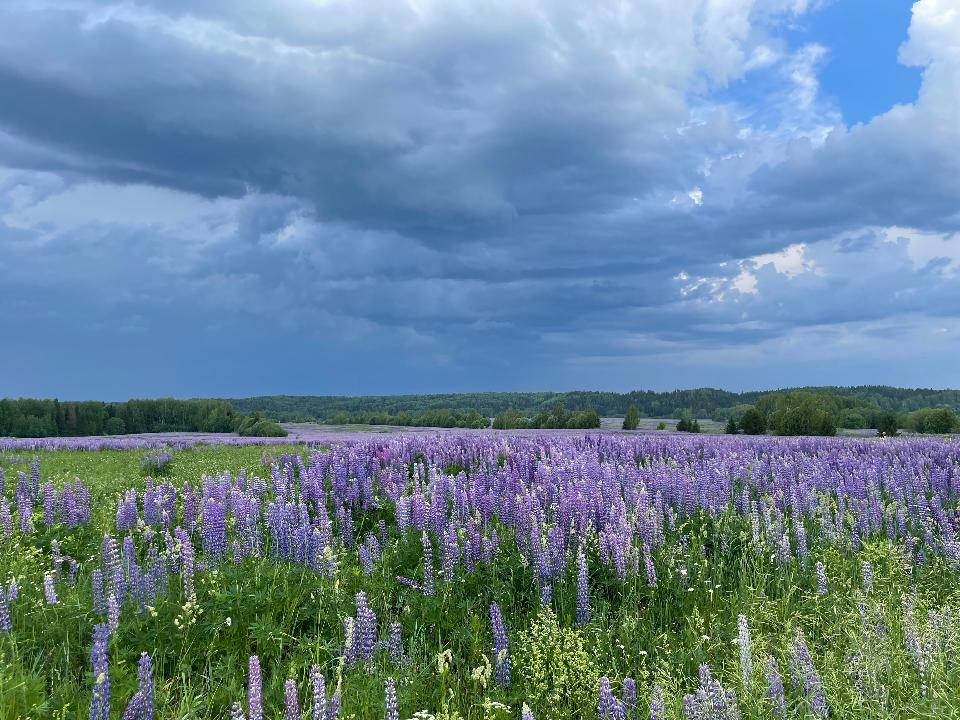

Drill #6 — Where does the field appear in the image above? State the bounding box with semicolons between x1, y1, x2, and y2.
1;432;959;720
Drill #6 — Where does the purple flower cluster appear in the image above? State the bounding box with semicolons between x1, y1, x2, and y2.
788;630;827;718
682;664;740;720
489;601;510;688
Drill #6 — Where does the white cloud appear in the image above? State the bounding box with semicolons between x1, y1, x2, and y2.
882;226;960;276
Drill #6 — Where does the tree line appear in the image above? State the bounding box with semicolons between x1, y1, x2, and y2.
326;408;489;429
228;385;960;423
0;398;286;438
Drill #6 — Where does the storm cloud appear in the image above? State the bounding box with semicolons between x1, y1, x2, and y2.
1;0;958;397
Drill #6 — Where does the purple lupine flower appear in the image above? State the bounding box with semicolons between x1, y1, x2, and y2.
0;499;11;539
0;588;11;631
861;561;874;594
92;569;106;614
43;482;55;527
138;653;153;720
599;676;623;720
388;622;403;663
384;677;399;720
116;490;139;532
120;692;146;720
623;678;637;720
489;602;510;688
248;656;263;720
539;583;552;608
108;592;119;632
43;573;58;605
421;532;434;596
359;546;373;576
648;685;665;720
231;702;247;720
342;616;358;666
284;679;300;720
441;523;459;582
355;591;378;664
737;614;752;688
576;550;589;625
788;630;827;718
310;666;326;720
16;492;33;534
326;689;341;720
90;624;110;720
521;705;535;720
6;578;17;602
174;527;195;598
682;664;739;720
815;561;827;596
643;543;657;587
764;657;786;719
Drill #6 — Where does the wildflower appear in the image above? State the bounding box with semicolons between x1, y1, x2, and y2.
737;614;752;689
388;622;403;663
310;666;326;720
576;550;589;625
648;684;665;720
0;589;11;632
622;678;637;720
43;573;58;605
248;656;263;720
90;624;110;720
421;532;434;596
138;653;153;720
284;679;300;720
489;602;510;688
120;692;146;720
815;561;827;596
788;630;827;718
764;657;785;719
384;677;399;720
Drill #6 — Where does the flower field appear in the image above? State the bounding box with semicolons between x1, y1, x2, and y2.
1;433;959;720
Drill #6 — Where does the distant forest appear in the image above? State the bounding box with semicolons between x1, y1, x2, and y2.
228;386;960;424
0;398;286;438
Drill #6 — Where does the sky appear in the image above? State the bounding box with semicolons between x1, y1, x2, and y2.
1;0;959;399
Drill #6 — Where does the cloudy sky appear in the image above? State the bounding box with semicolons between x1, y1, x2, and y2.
1;0;958;399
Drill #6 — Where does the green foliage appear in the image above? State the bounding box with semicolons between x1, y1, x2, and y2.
103;417;127;435
755;393;837;437
227;385;960;423
656;421;666;430
724;417;739;434
0;398;237;438
676;416;700;433
492;406;601;430
515;609;599;720
622;405;640;431
739;408;766;435
234;414;287;437
905;407;958;434
875;411;899;437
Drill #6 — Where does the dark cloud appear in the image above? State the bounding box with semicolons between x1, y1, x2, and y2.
0;0;958;396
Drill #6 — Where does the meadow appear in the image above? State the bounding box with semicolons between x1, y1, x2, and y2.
1;432;959;720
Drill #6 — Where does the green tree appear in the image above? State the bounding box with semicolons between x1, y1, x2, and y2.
876;411;899;437
724;417;739;434
622;405;640;430
740;407;766;435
